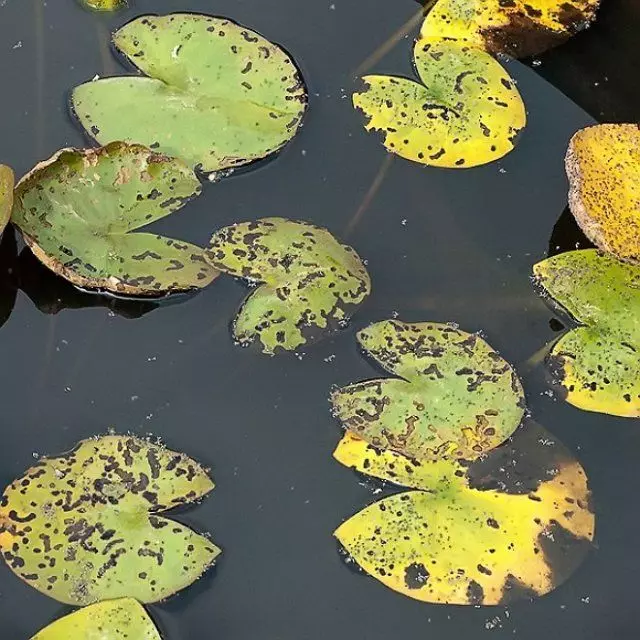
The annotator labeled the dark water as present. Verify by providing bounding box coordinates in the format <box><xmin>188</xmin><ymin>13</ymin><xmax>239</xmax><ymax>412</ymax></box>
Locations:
<box><xmin>0</xmin><ymin>1</ymin><xmax>638</xmax><ymax>639</ymax></box>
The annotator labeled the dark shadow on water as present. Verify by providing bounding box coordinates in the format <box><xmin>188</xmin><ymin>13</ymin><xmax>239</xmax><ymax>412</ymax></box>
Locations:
<box><xmin>547</xmin><ymin>206</ymin><xmax>595</xmax><ymax>258</ymax></box>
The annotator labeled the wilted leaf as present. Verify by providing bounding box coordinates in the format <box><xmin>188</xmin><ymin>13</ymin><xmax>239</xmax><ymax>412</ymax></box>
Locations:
<box><xmin>353</xmin><ymin>38</ymin><xmax>526</xmax><ymax>168</ymax></box>
<box><xmin>334</xmin><ymin>422</ymin><xmax>595</xmax><ymax>605</ymax></box>
<box><xmin>72</xmin><ymin>13</ymin><xmax>307</xmax><ymax>174</ymax></box>
<box><xmin>206</xmin><ymin>218</ymin><xmax>371</xmax><ymax>354</ymax></box>
<box><xmin>0</xmin><ymin>164</ymin><xmax>14</xmax><ymax>236</ymax></box>
<box><xmin>0</xmin><ymin>435</ymin><xmax>220</xmax><ymax>605</ymax></box>
<box><xmin>566</xmin><ymin>124</ymin><xmax>640</xmax><ymax>264</ymax></box>
<box><xmin>12</xmin><ymin>142</ymin><xmax>217</xmax><ymax>296</ymax></box>
<box><xmin>420</xmin><ymin>0</ymin><xmax>600</xmax><ymax>58</ymax></box>
<box><xmin>534</xmin><ymin>249</ymin><xmax>640</xmax><ymax>417</ymax></box>
<box><xmin>81</xmin><ymin>0</ymin><xmax>127</xmax><ymax>11</ymax></box>
<box><xmin>331</xmin><ymin>320</ymin><xmax>525</xmax><ymax>461</ymax></box>
<box><xmin>32</xmin><ymin>598</ymin><xmax>161</xmax><ymax>639</ymax></box>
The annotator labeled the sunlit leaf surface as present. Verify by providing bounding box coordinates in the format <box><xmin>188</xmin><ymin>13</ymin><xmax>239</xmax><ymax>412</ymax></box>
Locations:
<box><xmin>0</xmin><ymin>164</ymin><xmax>14</xmax><ymax>236</ymax></box>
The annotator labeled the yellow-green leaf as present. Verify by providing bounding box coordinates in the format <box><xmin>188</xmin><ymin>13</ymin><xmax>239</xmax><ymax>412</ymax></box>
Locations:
<box><xmin>0</xmin><ymin>435</ymin><xmax>221</xmax><ymax>605</ymax></box>
<box><xmin>566</xmin><ymin>124</ymin><xmax>640</xmax><ymax>264</ymax></box>
<box><xmin>420</xmin><ymin>0</ymin><xmax>600</xmax><ymax>58</ymax></box>
<box><xmin>0</xmin><ymin>164</ymin><xmax>14</xmax><ymax>236</ymax></box>
<box><xmin>353</xmin><ymin>38</ymin><xmax>526</xmax><ymax>168</ymax></box>
<box><xmin>31</xmin><ymin>598</ymin><xmax>160</xmax><ymax>639</ymax></box>
<box><xmin>81</xmin><ymin>0</ymin><xmax>127</xmax><ymax>10</ymax></box>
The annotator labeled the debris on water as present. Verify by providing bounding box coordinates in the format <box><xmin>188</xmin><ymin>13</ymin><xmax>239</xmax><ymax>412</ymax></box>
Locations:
<box><xmin>401</xmin><ymin>219</ymin><xmax>407</xmax><ymax>226</ymax></box>
<box><xmin>324</xmin><ymin>354</ymin><xmax>336</xmax><ymax>363</ymax></box>
<box><xmin>532</xmin><ymin>59</ymin><xmax>542</xmax><ymax>67</ymax></box>
<box><xmin>485</xmin><ymin>615</ymin><xmax>503</xmax><ymax>630</ymax></box>
<box><xmin>12</xmin><ymin>40</ymin><xmax>22</xmax><ymax>49</ymax></box>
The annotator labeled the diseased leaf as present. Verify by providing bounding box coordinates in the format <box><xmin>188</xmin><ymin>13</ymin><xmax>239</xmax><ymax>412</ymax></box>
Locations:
<box><xmin>12</xmin><ymin>142</ymin><xmax>217</xmax><ymax>296</ymax></box>
<box><xmin>31</xmin><ymin>598</ymin><xmax>161</xmax><ymax>639</ymax></box>
<box><xmin>534</xmin><ymin>249</ymin><xmax>640</xmax><ymax>417</ymax></box>
<box><xmin>566</xmin><ymin>124</ymin><xmax>640</xmax><ymax>264</ymax></box>
<box><xmin>331</xmin><ymin>320</ymin><xmax>525</xmax><ymax>462</ymax></box>
<box><xmin>353</xmin><ymin>38</ymin><xmax>526</xmax><ymax>168</ymax></box>
<box><xmin>420</xmin><ymin>0</ymin><xmax>600</xmax><ymax>58</ymax></box>
<box><xmin>0</xmin><ymin>164</ymin><xmax>14</xmax><ymax>236</ymax></box>
<box><xmin>206</xmin><ymin>218</ymin><xmax>371</xmax><ymax>354</ymax></box>
<box><xmin>334</xmin><ymin>423</ymin><xmax>595</xmax><ymax>605</ymax></box>
<box><xmin>81</xmin><ymin>0</ymin><xmax>127</xmax><ymax>11</ymax></box>
<box><xmin>0</xmin><ymin>435</ymin><xmax>221</xmax><ymax>605</ymax></box>
<box><xmin>72</xmin><ymin>13</ymin><xmax>307</xmax><ymax>174</ymax></box>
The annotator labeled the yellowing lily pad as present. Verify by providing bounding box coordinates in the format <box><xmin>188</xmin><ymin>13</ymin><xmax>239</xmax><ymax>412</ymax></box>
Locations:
<box><xmin>31</xmin><ymin>598</ymin><xmax>161</xmax><ymax>640</ymax></box>
<box><xmin>353</xmin><ymin>38</ymin><xmax>526</xmax><ymax>168</ymax></box>
<box><xmin>566</xmin><ymin>124</ymin><xmax>640</xmax><ymax>264</ymax></box>
<box><xmin>72</xmin><ymin>13</ymin><xmax>307</xmax><ymax>174</ymax></box>
<box><xmin>534</xmin><ymin>249</ymin><xmax>640</xmax><ymax>417</ymax></box>
<box><xmin>331</xmin><ymin>320</ymin><xmax>525</xmax><ymax>461</ymax></box>
<box><xmin>420</xmin><ymin>0</ymin><xmax>600</xmax><ymax>58</ymax></box>
<box><xmin>334</xmin><ymin>422</ymin><xmax>595</xmax><ymax>605</ymax></box>
<box><xmin>11</xmin><ymin>142</ymin><xmax>217</xmax><ymax>296</ymax></box>
<box><xmin>206</xmin><ymin>218</ymin><xmax>371</xmax><ymax>354</ymax></box>
<box><xmin>81</xmin><ymin>0</ymin><xmax>126</xmax><ymax>10</ymax></box>
<box><xmin>0</xmin><ymin>435</ymin><xmax>221</xmax><ymax>605</ymax></box>
<box><xmin>0</xmin><ymin>164</ymin><xmax>13</xmax><ymax>236</ymax></box>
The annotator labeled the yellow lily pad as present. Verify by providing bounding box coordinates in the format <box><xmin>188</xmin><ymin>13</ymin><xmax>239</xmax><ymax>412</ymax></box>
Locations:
<box><xmin>566</xmin><ymin>124</ymin><xmax>640</xmax><ymax>264</ymax></box>
<box><xmin>0</xmin><ymin>164</ymin><xmax>14</xmax><ymax>236</ymax></box>
<box><xmin>0</xmin><ymin>435</ymin><xmax>221</xmax><ymax>605</ymax></box>
<box><xmin>421</xmin><ymin>0</ymin><xmax>600</xmax><ymax>58</ymax></box>
<box><xmin>353</xmin><ymin>38</ymin><xmax>526</xmax><ymax>168</ymax></box>
<box><xmin>81</xmin><ymin>0</ymin><xmax>126</xmax><ymax>10</ymax></box>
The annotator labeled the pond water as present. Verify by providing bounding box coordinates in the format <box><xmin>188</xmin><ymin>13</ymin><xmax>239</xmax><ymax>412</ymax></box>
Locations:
<box><xmin>0</xmin><ymin>1</ymin><xmax>638</xmax><ymax>639</ymax></box>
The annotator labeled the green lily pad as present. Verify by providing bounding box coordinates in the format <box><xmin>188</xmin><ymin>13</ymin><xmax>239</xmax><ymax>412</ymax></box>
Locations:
<box><xmin>0</xmin><ymin>164</ymin><xmax>14</xmax><ymax>236</ymax></box>
<box><xmin>331</xmin><ymin>320</ymin><xmax>525</xmax><ymax>461</ymax></box>
<box><xmin>206</xmin><ymin>218</ymin><xmax>371</xmax><ymax>354</ymax></box>
<box><xmin>32</xmin><ymin>598</ymin><xmax>161</xmax><ymax>639</ymax></box>
<box><xmin>81</xmin><ymin>0</ymin><xmax>127</xmax><ymax>11</ymax></box>
<box><xmin>0</xmin><ymin>435</ymin><xmax>221</xmax><ymax>605</ymax></box>
<box><xmin>534</xmin><ymin>249</ymin><xmax>640</xmax><ymax>417</ymax></box>
<box><xmin>72</xmin><ymin>13</ymin><xmax>307</xmax><ymax>174</ymax></box>
<box><xmin>12</xmin><ymin>142</ymin><xmax>218</xmax><ymax>296</ymax></box>
<box><xmin>353</xmin><ymin>38</ymin><xmax>526</xmax><ymax>168</ymax></box>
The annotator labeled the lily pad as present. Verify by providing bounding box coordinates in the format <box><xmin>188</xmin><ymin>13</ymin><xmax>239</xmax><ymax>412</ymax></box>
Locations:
<box><xmin>11</xmin><ymin>142</ymin><xmax>218</xmax><ymax>296</ymax></box>
<box><xmin>534</xmin><ymin>249</ymin><xmax>640</xmax><ymax>417</ymax></box>
<box><xmin>31</xmin><ymin>598</ymin><xmax>161</xmax><ymax>640</ymax></box>
<box><xmin>206</xmin><ymin>218</ymin><xmax>371</xmax><ymax>354</ymax></box>
<box><xmin>72</xmin><ymin>13</ymin><xmax>307</xmax><ymax>174</ymax></box>
<box><xmin>334</xmin><ymin>422</ymin><xmax>595</xmax><ymax>605</ymax></box>
<box><xmin>420</xmin><ymin>0</ymin><xmax>600</xmax><ymax>58</ymax></box>
<box><xmin>0</xmin><ymin>435</ymin><xmax>220</xmax><ymax>605</ymax></box>
<box><xmin>566</xmin><ymin>124</ymin><xmax>640</xmax><ymax>264</ymax></box>
<box><xmin>81</xmin><ymin>0</ymin><xmax>127</xmax><ymax>11</ymax></box>
<box><xmin>331</xmin><ymin>320</ymin><xmax>525</xmax><ymax>461</ymax></box>
<box><xmin>0</xmin><ymin>164</ymin><xmax>14</xmax><ymax>236</ymax></box>
<box><xmin>353</xmin><ymin>38</ymin><xmax>526</xmax><ymax>168</ymax></box>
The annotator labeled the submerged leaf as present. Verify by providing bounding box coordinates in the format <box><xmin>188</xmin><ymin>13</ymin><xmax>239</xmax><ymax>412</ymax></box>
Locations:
<box><xmin>81</xmin><ymin>0</ymin><xmax>127</xmax><ymax>11</ymax></box>
<box><xmin>12</xmin><ymin>142</ymin><xmax>217</xmax><ymax>296</ymax></box>
<box><xmin>72</xmin><ymin>13</ymin><xmax>307</xmax><ymax>174</ymax></box>
<box><xmin>0</xmin><ymin>435</ymin><xmax>220</xmax><ymax>605</ymax></box>
<box><xmin>353</xmin><ymin>38</ymin><xmax>526</xmax><ymax>168</ymax></box>
<box><xmin>334</xmin><ymin>423</ymin><xmax>595</xmax><ymax>605</ymax></box>
<box><xmin>420</xmin><ymin>0</ymin><xmax>600</xmax><ymax>58</ymax></box>
<box><xmin>566</xmin><ymin>124</ymin><xmax>640</xmax><ymax>264</ymax></box>
<box><xmin>534</xmin><ymin>249</ymin><xmax>640</xmax><ymax>417</ymax></box>
<box><xmin>31</xmin><ymin>598</ymin><xmax>161</xmax><ymax>639</ymax></box>
<box><xmin>207</xmin><ymin>218</ymin><xmax>371</xmax><ymax>354</ymax></box>
<box><xmin>331</xmin><ymin>320</ymin><xmax>525</xmax><ymax>461</ymax></box>
<box><xmin>0</xmin><ymin>164</ymin><xmax>13</xmax><ymax>235</ymax></box>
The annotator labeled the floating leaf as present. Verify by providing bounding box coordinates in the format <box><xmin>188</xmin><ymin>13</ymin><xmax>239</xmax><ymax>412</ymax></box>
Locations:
<box><xmin>534</xmin><ymin>249</ymin><xmax>640</xmax><ymax>417</ymax></box>
<box><xmin>12</xmin><ymin>142</ymin><xmax>217</xmax><ymax>296</ymax></box>
<box><xmin>31</xmin><ymin>598</ymin><xmax>161</xmax><ymax>639</ymax></box>
<box><xmin>0</xmin><ymin>164</ymin><xmax>14</xmax><ymax>236</ymax></box>
<box><xmin>81</xmin><ymin>0</ymin><xmax>127</xmax><ymax>11</ymax></box>
<box><xmin>334</xmin><ymin>422</ymin><xmax>595</xmax><ymax>605</ymax></box>
<box><xmin>353</xmin><ymin>38</ymin><xmax>526</xmax><ymax>168</ymax></box>
<box><xmin>566</xmin><ymin>124</ymin><xmax>640</xmax><ymax>264</ymax></box>
<box><xmin>72</xmin><ymin>13</ymin><xmax>307</xmax><ymax>174</ymax></box>
<box><xmin>420</xmin><ymin>0</ymin><xmax>600</xmax><ymax>58</ymax></box>
<box><xmin>206</xmin><ymin>218</ymin><xmax>371</xmax><ymax>354</ymax></box>
<box><xmin>331</xmin><ymin>320</ymin><xmax>525</xmax><ymax>461</ymax></box>
<box><xmin>0</xmin><ymin>435</ymin><xmax>220</xmax><ymax>605</ymax></box>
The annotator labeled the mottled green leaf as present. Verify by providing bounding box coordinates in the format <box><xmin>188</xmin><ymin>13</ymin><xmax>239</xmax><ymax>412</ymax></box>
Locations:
<box><xmin>72</xmin><ymin>13</ymin><xmax>307</xmax><ymax>174</ymax></box>
<box><xmin>0</xmin><ymin>435</ymin><xmax>220</xmax><ymax>605</ymax></box>
<box><xmin>353</xmin><ymin>38</ymin><xmax>526</xmax><ymax>168</ymax></box>
<box><xmin>12</xmin><ymin>142</ymin><xmax>217</xmax><ymax>296</ymax></box>
<box><xmin>0</xmin><ymin>164</ymin><xmax>14</xmax><ymax>236</ymax></box>
<box><xmin>32</xmin><ymin>598</ymin><xmax>160</xmax><ymax>639</ymax></box>
<box><xmin>206</xmin><ymin>218</ymin><xmax>371</xmax><ymax>354</ymax></box>
<box><xmin>534</xmin><ymin>249</ymin><xmax>640</xmax><ymax>416</ymax></box>
<box><xmin>81</xmin><ymin>0</ymin><xmax>127</xmax><ymax>11</ymax></box>
<box><xmin>331</xmin><ymin>320</ymin><xmax>525</xmax><ymax>461</ymax></box>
